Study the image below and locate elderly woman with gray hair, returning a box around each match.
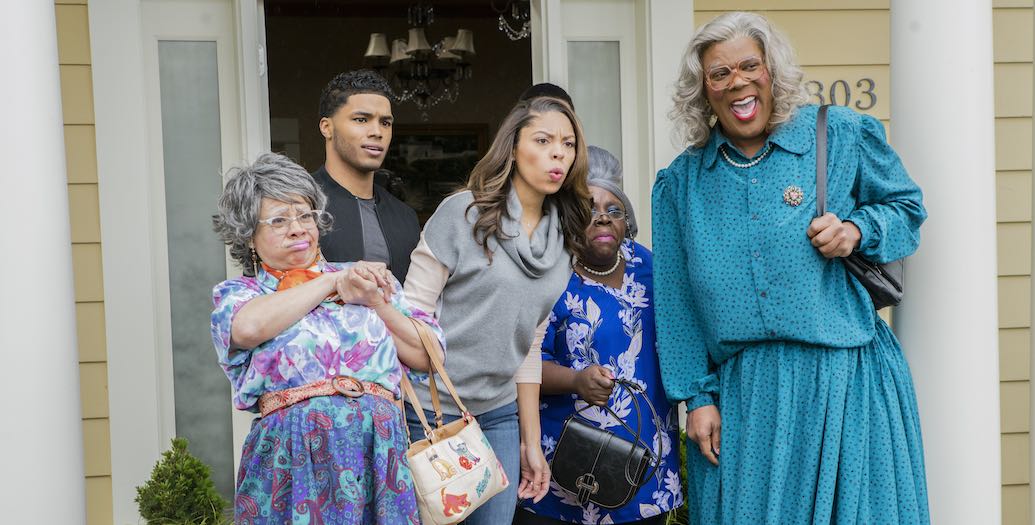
[514,146,682,525]
[653,11,928,525]
[210,152,444,524]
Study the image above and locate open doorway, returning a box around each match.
[264,0,533,221]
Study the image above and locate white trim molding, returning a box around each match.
[891,1,1001,523]
[0,2,85,522]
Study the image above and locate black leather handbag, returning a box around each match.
[550,379,662,509]
[816,105,904,310]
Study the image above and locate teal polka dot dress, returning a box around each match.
[652,105,930,525]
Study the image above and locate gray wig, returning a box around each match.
[212,152,331,276]
[670,11,808,148]
[587,146,637,238]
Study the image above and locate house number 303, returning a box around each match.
[805,78,877,110]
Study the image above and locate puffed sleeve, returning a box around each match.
[210,277,263,409]
[652,167,718,410]
[386,272,448,359]
[846,115,928,264]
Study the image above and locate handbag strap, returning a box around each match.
[399,317,470,441]
[816,104,829,218]
[574,379,664,486]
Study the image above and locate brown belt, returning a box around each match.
[258,376,398,417]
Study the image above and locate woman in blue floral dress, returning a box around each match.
[210,153,444,524]
[515,147,682,525]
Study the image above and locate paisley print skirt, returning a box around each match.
[687,320,930,525]
[235,394,419,525]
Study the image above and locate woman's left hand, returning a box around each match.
[807,213,861,258]
[518,440,551,503]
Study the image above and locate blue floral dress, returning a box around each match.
[652,105,929,524]
[519,240,683,524]
[211,260,445,525]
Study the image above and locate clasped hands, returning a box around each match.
[328,261,394,307]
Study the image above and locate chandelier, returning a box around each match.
[364,2,475,118]
[493,0,530,41]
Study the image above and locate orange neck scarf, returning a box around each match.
[260,254,341,303]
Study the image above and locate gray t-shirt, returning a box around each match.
[357,197,391,266]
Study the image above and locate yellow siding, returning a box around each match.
[1002,329,1032,382]
[995,3,1034,521]
[997,118,1034,171]
[80,363,109,419]
[995,9,1034,63]
[1003,381,1032,433]
[56,2,111,524]
[1000,223,1033,276]
[1000,276,1032,329]
[83,419,112,476]
[76,302,107,363]
[59,65,95,124]
[999,171,1032,222]
[85,477,113,525]
[68,184,101,243]
[695,10,889,66]
[72,243,105,302]
[64,125,98,183]
[1005,484,1032,524]
[695,1,887,12]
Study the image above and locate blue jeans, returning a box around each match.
[406,401,520,525]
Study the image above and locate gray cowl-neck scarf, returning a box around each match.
[490,186,568,278]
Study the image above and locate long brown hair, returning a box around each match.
[465,96,591,261]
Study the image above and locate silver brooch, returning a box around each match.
[783,185,804,207]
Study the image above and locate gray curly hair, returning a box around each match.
[670,11,808,148]
[587,146,638,238]
[212,153,331,276]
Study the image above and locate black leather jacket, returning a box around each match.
[311,166,420,283]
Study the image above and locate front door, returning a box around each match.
[141,0,251,498]
[533,0,653,243]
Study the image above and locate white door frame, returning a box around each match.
[530,0,693,246]
[89,1,269,522]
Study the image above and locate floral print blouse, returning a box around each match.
[520,240,683,524]
[211,259,444,412]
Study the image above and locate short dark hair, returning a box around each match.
[318,69,394,118]
[517,83,574,109]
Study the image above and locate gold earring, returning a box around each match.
[251,248,258,274]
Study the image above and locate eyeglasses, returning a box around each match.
[591,206,627,222]
[257,210,327,234]
[705,56,766,90]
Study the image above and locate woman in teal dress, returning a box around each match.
[653,12,929,525]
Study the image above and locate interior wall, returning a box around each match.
[264,11,533,173]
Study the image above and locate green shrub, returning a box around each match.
[135,437,229,525]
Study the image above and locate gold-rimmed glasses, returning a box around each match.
[705,56,766,90]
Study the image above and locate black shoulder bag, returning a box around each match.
[550,379,663,509]
[816,104,904,310]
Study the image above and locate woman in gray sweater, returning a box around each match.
[404,96,591,524]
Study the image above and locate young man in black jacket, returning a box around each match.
[312,70,419,283]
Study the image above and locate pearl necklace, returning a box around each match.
[720,143,772,168]
[577,253,623,277]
